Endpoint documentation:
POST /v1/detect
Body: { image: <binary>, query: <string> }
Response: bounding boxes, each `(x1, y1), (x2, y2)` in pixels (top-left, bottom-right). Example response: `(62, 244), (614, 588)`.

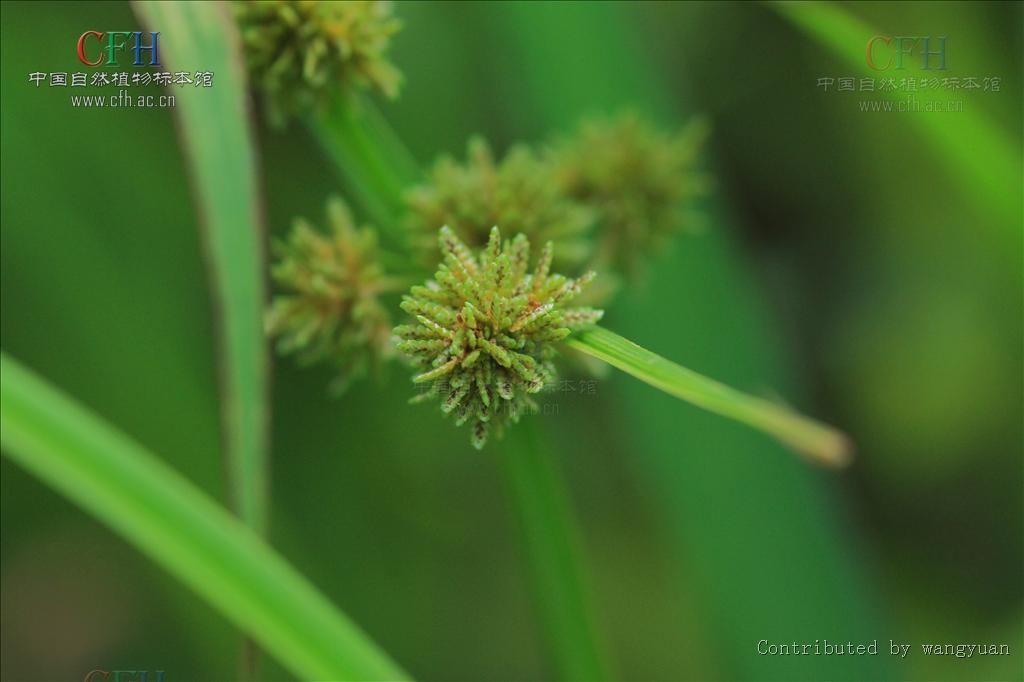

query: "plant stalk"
(306, 92), (419, 246)
(500, 419), (611, 681)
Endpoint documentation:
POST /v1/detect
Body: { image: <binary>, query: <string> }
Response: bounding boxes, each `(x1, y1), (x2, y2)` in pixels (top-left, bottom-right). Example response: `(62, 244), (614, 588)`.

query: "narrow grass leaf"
(568, 326), (852, 467)
(0, 353), (409, 682)
(133, 1), (270, 534)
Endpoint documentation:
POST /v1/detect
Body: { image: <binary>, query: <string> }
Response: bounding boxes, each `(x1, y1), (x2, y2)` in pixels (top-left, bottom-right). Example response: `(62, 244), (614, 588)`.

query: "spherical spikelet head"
(395, 226), (604, 449)
(549, 113), (710, 275)
(235, 0), (402, 124)
(267, 197), (396, 393)
(405, 137), (595, 271)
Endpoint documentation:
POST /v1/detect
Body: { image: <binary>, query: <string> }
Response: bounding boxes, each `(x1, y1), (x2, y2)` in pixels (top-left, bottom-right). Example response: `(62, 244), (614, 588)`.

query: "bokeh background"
(1, 1), (1021, 681)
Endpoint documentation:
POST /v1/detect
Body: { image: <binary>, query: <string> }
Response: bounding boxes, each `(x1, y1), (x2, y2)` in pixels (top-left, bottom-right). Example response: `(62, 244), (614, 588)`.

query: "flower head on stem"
(267, 197), (398, 393)
(406, 138), (595, 271)
(395, 226), (603, 448)
(549, 113), (710, 274)
(235, 0), (402, 124)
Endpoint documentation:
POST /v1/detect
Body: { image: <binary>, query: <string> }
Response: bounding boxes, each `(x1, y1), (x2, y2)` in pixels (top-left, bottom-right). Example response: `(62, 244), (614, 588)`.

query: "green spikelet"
(266, 197), (397, 393)
(235, 0), (402, 124)
(395, 227), (603, 449)
(549, 113), (710, 275)
(405, 137), (595, 270)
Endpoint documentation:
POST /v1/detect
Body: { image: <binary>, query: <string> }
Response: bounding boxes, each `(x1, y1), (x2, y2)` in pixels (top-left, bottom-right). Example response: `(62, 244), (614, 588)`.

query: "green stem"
(0, 353), (409, 682)
(307, 92), (419, 245)
(500, 420), (611, 681)
(568, 326), (852, 467)
(358, 98), (423, 187)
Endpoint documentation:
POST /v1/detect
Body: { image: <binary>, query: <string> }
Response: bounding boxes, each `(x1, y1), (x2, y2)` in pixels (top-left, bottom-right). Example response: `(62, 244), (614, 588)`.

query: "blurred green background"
(1, 1), (1021, 681)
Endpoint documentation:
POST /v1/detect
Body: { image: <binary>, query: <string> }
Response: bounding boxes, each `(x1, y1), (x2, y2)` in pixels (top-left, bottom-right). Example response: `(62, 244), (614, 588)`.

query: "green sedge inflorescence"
(245, 7), (845, 468)
(394, 227), (603, 449)
(549, 113), (710, 274)
(405, 138), (595, 270)
(264, 114), (705, 435)
(235, 0), (402, 124)
(242, 3), (709, 433)
(266, 197), (397, 393)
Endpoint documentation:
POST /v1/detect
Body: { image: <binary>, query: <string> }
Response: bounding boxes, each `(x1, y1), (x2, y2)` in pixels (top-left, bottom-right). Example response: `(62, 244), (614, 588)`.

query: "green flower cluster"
(266, 198), (396, 393)
(405, 115), (707, 281)
(549, 113), (710, 274)
(395, 227), (603, 449)
(235, 0), (402, 124)
(405, 138), (594, 270)
(264, 111), (705, 441)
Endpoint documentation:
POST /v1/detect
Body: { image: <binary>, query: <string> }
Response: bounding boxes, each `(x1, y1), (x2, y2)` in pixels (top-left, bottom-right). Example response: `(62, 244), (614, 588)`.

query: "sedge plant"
(251, 51), (850, 464)
(0, 3), (859, 682)
(238, 4), (851, 679)
(52, 4), (851, 681)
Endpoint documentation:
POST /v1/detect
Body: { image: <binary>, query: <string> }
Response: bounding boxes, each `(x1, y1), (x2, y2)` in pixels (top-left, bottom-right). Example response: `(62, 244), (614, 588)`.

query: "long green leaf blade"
(133, 0), (270, 534)
(568, 326), (852, 467)
(0, 353), (409, 682)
